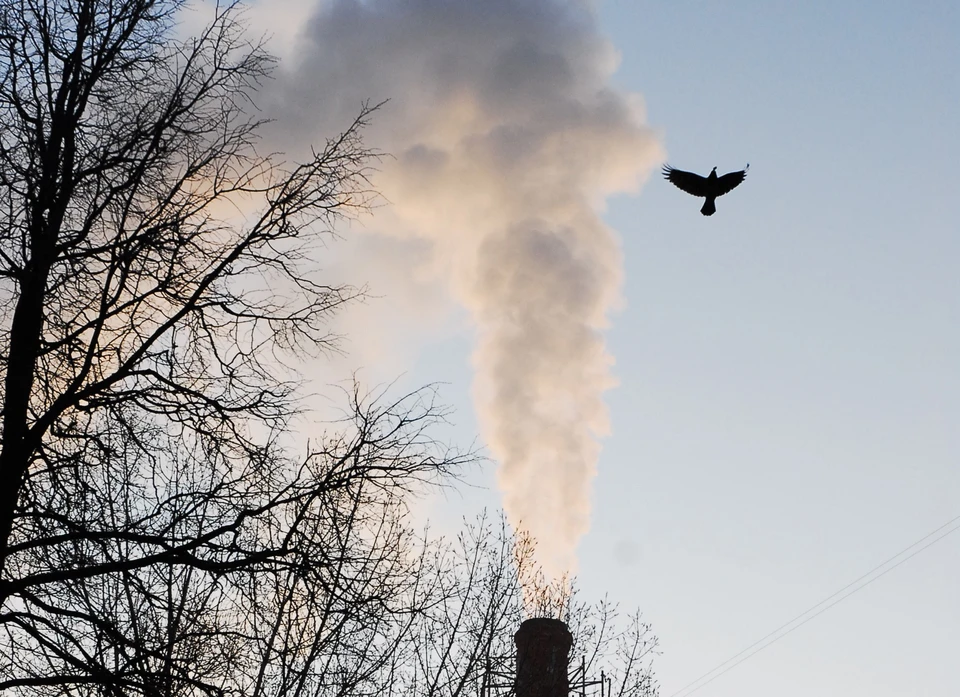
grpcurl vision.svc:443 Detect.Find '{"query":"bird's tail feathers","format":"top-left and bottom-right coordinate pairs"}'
top-left (700, 198), bottom-right (716, 216)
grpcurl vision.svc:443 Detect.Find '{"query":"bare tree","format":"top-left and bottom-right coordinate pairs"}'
top-left (393, 514), bottom-right (660, 697)
top-left (0, 4), bottom-right (659, 696)
top-left (0, 1), bottom-right (468, 694)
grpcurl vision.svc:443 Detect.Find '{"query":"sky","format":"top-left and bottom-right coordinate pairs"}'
top-left (188, 1), bottom-right (959, 696)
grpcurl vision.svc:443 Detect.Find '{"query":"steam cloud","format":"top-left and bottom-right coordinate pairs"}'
top-left (269, 0), bottom-right (663, 575)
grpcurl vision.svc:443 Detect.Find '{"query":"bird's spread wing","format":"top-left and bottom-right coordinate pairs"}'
top-left (662, 165), bottom-right (710, 197)
top-left (714, 165), bottom-right (749, 196)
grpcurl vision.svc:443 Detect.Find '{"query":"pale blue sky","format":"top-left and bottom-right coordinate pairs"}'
top-left (236, 0), bottom-right (960, 695)
top-left (405, 2), bottom-right (960, 696)
top-left (591, 4), bottom-right (959, 695)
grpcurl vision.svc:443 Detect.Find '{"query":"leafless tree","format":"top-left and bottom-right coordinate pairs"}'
top-left (391, 514), bottom-right (660, 697)
top-left (0, 1), bottom-right (469, 694)
top-left (0, 3), bottom-right (659, 696)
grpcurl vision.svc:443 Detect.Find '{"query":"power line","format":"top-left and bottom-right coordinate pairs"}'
top-left (668, 513), bottom-right (960, 697)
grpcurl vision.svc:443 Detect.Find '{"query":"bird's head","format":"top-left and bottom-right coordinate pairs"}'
top-left (711, 166), bottom-right (717, 173)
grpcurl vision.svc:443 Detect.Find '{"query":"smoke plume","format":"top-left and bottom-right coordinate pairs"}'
top-left (269, 0), bottom-right (663, 575)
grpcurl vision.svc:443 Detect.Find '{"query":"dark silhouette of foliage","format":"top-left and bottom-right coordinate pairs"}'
top-left (662, 164), bottom-right (749, 216)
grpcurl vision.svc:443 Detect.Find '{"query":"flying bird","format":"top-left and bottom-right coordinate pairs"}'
top-left (662, 164), bottom-right (749, 216)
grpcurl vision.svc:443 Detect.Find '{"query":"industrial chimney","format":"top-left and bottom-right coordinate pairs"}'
top-left (514, 618), bottom-right (572, 697)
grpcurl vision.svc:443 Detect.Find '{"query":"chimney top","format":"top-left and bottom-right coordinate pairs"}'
top-left (514, 618), bottom-right (572, 697)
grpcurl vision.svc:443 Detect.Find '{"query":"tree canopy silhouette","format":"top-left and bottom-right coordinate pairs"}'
top-left (662, 164), bottom-right (749, 216)
top-left (0, 3), bottom-right (662, 695)
top-left (0, 1), bottom-right (470, 693)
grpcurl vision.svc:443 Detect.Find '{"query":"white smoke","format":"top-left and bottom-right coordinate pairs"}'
top-left (268, 0), bottom-right (663, 576)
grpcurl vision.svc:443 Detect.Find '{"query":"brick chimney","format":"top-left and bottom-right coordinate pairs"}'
top-left (513, 618), bottom-right (572, 697)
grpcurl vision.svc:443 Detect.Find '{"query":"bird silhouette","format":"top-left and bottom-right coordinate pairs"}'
top-left (662, 164), bottom-right (749, 216)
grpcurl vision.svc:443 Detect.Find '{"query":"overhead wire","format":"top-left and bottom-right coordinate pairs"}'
top-left (668, 512), bottom-right (960, 697)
